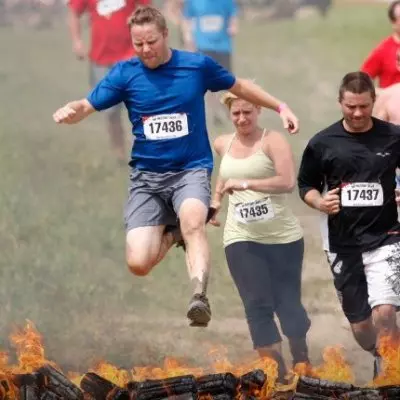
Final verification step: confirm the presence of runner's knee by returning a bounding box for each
[126,251,157,276]
[373,304,398,333]
[179,200,208,238]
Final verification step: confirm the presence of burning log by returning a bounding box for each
[80,372,123,400]
[38,364,84,400]
[339,389,382,399]
[196,372,238,396]
[105,387,130,400]
[378,385,400,399]
[295,376,356,398]
[39,392,62,400]
[12,373,47,400]
[238,370,266,396]
[128,375,197,400]
[290,393,333,399]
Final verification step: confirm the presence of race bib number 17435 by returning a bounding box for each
[234,198,275,224]
[143,113,189,141]
[341,182,384,207]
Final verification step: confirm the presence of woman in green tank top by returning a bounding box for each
[209,91,311,384]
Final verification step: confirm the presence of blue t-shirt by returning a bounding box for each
[183,0,237,53]
[87,49,235,173]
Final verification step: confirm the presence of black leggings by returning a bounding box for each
[225,239,311,348]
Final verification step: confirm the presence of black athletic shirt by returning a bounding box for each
[298,117,400,254]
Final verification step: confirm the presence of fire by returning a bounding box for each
[0,320,400,399]
[9,320,57,374]
[372,336,400,387]
[293,345,355,384]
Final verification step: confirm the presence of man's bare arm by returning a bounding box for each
[53,99,95,124]
[229,78,299,133]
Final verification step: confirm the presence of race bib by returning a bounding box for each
[143,113,189,140]
[96,0,126,17]
[341,182,384,207]
[199,15,224,33]
[234,198,275,224]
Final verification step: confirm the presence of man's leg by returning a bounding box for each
[326,251,376,352]
[364,243,400,376]
[172,169,212,326]
[126,225,176,276]
[124,170,178,275]
[179,198,211,325]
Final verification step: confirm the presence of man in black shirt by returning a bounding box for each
[298,71,400,378]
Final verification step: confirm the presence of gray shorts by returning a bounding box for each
[89,62,122,118]
[124,168,211,231]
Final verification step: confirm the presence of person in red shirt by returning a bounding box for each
[67,0,151,163]
[361,1,400,89]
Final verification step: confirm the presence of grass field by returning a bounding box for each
[0,1,391,382]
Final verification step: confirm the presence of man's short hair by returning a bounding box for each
[388,1,400,22]
[128,5,167,32]
[339,71,376,102]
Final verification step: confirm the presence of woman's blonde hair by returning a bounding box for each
[220,79,257,110]
[220,91,239,109]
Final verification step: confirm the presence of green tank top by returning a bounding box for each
[219,130,303,247]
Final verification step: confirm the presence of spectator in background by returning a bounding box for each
[361,1,400,89]
[373,82,400,125]
[163,0,185,47]
[67,0,151,164]
[182,0,238,126]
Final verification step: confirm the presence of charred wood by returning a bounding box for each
[296,376,356,398]
[196,373,238,395]
[209,394,234,400]
[127,375,197,400]
[339,389,382,399]
[105,387,130,400]
[378,385,400,399]
[239,370,266,395]
[80,372,119,400]
[13,373,47,400]
[38,364,84,400]
[39,391,62,400]
[290,393,333,399]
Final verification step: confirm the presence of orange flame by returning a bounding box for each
[9,319,57,374]
[0,322,397,399]
[372,336,400,387]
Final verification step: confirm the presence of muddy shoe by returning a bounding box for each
[187,293,211,327]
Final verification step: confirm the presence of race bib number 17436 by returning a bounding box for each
[143,113,189,140]
[341,182,384,207]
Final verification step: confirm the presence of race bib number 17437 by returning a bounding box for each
[341,182,384,207]
[143,113,189,141]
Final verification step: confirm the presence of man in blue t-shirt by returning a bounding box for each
[182,0,238,125]
[53,5,299,328]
